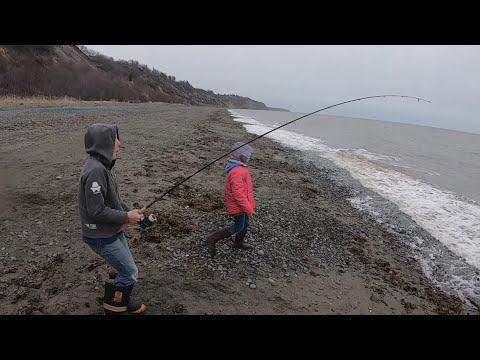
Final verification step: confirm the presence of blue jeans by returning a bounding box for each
[83,232,138,287]
[227,213,250,236]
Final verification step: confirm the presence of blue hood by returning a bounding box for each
[224,160,245,174]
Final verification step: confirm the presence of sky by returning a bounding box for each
[85,45,480,134]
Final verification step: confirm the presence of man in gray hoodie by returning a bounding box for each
[79,123,146,314]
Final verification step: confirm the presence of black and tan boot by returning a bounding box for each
[102,281,146,315]
[234,228,253,250]
[124,283,147,314]
[102,281,128,315]
[206,228,231,258]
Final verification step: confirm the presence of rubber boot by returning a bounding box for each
[206,228,231,258]
[124,283,147,314]
[102,281,146,315]
[234,228,252,250]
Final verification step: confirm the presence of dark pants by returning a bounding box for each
[227,213,250,236]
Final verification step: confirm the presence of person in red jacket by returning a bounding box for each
[206,142,256,258]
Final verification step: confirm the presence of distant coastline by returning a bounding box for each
[267,107,290,112]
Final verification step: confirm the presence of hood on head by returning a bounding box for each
[85,123,119,167]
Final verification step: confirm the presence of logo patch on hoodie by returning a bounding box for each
[90,181,101,194]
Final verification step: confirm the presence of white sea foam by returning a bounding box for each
[229,110,480,272]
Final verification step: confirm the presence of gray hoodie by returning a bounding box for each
[78,124,130,238]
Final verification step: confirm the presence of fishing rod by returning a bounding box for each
[137,94,430,227]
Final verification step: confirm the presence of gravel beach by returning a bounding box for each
[0,102,467,315]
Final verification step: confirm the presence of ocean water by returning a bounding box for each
[230,109,480,306]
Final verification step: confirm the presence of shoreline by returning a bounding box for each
[0,102,468,314]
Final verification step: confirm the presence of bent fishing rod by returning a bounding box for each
[137,94,430,227]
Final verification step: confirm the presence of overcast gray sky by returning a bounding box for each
[86,45,480,134]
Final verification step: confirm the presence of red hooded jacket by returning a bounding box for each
[225,165,255,215]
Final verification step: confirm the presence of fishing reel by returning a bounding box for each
[132,203,158,229]
[139,213,157,229]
